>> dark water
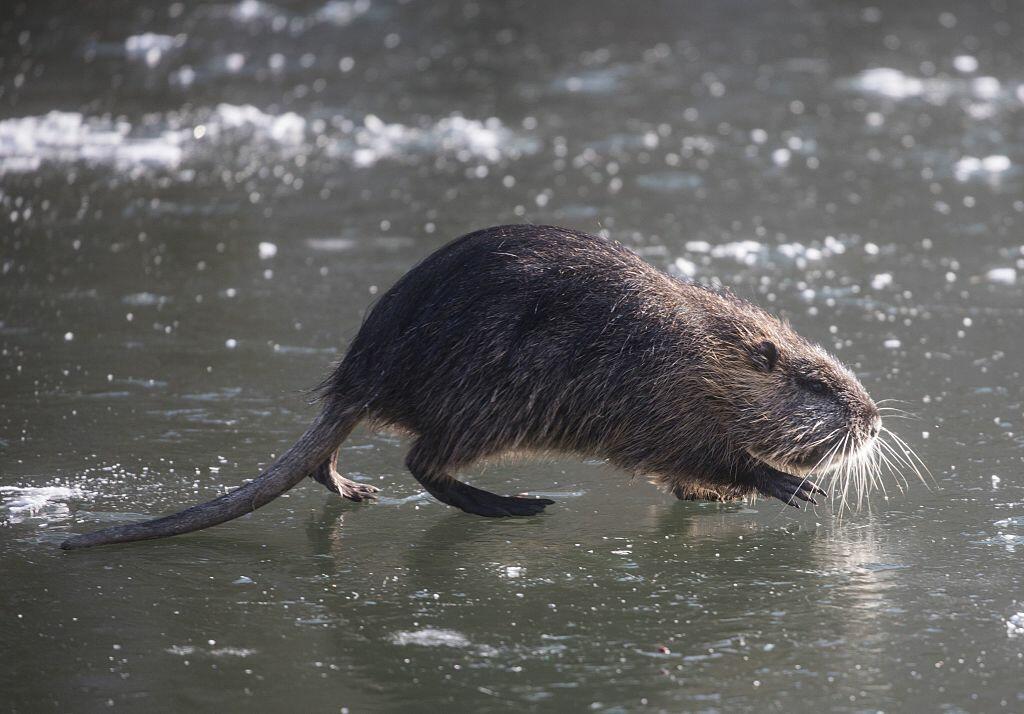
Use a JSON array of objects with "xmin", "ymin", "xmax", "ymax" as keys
[{"xmin": 3, "ymin": 1, "xmax": 1024, "ymax": 711}]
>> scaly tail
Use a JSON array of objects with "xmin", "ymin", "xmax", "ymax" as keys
[{"xmin": 60, "ymin": 402, "xmax": 361, "ymax": 549}]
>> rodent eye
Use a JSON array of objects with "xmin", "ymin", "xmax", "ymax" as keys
[{"xmin": 799, "ymin": 376, "xmax": 829, "ymax": 395}]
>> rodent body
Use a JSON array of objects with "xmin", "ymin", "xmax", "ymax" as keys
[{"xmin": 63, "ymin": 225, "xmax": 884, "ymax": 549}]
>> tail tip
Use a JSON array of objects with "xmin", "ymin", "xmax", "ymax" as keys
[{"xmin": 60, "ymin": 536, "xmax": 84, "ymax": 550}]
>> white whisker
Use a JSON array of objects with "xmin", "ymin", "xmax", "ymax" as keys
[
  {"xmin": 781, "ymin": 401, "xmax": 928, "ymax": 516},
  {"xmin": 882, "ymin": 427, "xmax": 931, "ymax": 487}
]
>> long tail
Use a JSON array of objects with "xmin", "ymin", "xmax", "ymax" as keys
[{"xmin": 60, "ymin": 403, "xmax": 360, "ymax": 550}]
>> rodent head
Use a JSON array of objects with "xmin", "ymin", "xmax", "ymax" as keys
[{"xmin": 702, "ymin": 307, "xmax": 881, "ymax": 476}]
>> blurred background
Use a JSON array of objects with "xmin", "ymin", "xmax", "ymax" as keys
[{"xmin": 2, "ymin": 1, "xmax": 1023, "ymax": 711}]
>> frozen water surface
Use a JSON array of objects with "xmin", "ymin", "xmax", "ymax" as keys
[{"xmin": 2, "ymin": 0, "xmax": 1024, "ymax": 711}]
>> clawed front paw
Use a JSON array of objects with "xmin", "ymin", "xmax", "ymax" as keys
[{"xmin": 756, "ymin": 471, "xmax": 827, "ymax": 508}]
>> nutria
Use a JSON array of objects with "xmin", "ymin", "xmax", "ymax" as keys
[{"xmin": 61, "ymin": 225, "xmax": 919, "ymax": 550}]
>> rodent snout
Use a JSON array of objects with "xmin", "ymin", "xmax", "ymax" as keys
[{"xmin": 868, "ymin": 416, "xmax": 881, "ymax": 438}]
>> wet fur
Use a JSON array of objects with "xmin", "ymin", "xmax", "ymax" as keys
[
  {"xmin": 62, "ymin": 225, "xmax": 878, "ymax": 548},
  {"xmin": 318, "ymin": 225, "xmax": 875, "ymax": 511}
]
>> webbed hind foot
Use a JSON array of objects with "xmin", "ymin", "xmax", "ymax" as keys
[
  {"xmin": 405, "ymin": 438, "xmax": 553, "ymax": 517},
  {"xmin": 425, "ymin": 480, "xmax": 554, "ymax": 517}
]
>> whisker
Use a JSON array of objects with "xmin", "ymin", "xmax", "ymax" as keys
[
  {"xmin": 835, "ymin": 433, "xmax": 852, "ymax": 515},
  {"xmin": 882, "ymin": 427, "xmax": 932, "ymax": 487},
  {"xmin": 862, "ymin": 440, "xmax": 884, "ymax": 498},
  {"xmin": 876, "ymin": 437, "xmax": 912, "ymax": 491},
  {"xmin": 877, "ymin": 407, "xmax": 920, "ymax": 420},
  {"xmin": 886, "ymin": 428, "xmax": 931, "ymax": 475},
  {"xmin": 873, "ymin": 440, "xmax": 907, "ymax": 493},
  {"xmin": 776, "ymin": 408, "xmax": 929, "ymax": 517}
]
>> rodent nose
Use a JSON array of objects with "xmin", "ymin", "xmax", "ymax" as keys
[{"xmin": 869, "ymin": 417, "xmax": 881, "ymax": 438}]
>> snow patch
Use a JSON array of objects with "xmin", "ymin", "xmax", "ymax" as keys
[
  {"xmin": 953, "ymin": 55, "xmax": 979, "ymax": 73},
  {"xmin": 0, "ymin": 107, "xmax": 536, "ymax": 176},
  {"xmin": 166, "ymin": 644, "xmax": 256, "ymax": 657},
  {"xmin": 207, "ymin": 104, "xmax": 306, "ymax": 145},
  {"xmin": 954, "ymin": 155, "xmax": 1012, "ymax": 181},
  {"xmin": 985, "ymin": 267, "xmax": 1017, "ymax": 285},
  {"xmin": 316, "ymin": 0, "xmax": 371, "ymax": 26},
  {"xmin": 0, "ymin": 112, "xmax": 186, "ymax": 173},
  {"xmin": 671, "ymin": 257, "xmax": 697, "ymax": 278},
  {"xmin": 124, "ymin": 33, "xmax": 186, "ymax": 66},
  {"xmin": 0, "ymin": 105, "xmax": 307, "ymax": 175},
  {"xmin": 871, "ymin": 273, "xmax": 893, "ymax": 290},
  {"xmin": 692, "ymin": 236, "xmax": 846, "ymax": 267},
  {"xmin": 842, "ymin": 67, "xmax": 1012, "ymax": 105},
  {"xmin": 341, "ymin": 114, "xmax": 534, "ymax": 167},
  {"xmin": 230, "ymin": 0, "xmax": 371, "ymax": 26},
  {"xmin": 1, "ymin": 486, "xmax": 84, "ymax": 524},
  {"xmin": 122, "ymin": 292, "xmax": 171, "ymax": 306},
  {"xmin": 389, "ymin": 628, "xmax": 471, "ymax": 648},
  {"xmin": 306, "ymin": 237, "xmax": 356, "ymax": 252},
  {"xmin": 230, "ymin": 0, "xmax": 276, "ymax": 22},
  {"xmin": 846, "ymin": 68, "xmax": 928, "ymax": 99},
  {"xmin": 1008, "ymin": 612, "xmax": 1024, "ymax": 638}
]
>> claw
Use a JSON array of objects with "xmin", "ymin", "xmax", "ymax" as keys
[
  {"xmin": 339, "ymin": 480, "xmax": 380, "ymax": 502},
  {"xmin": 755, "ymin": 470, "xmax": 824, "ymax": 509},
  {"xmin": 800, "ymin": 481, "xmax": 828, "ymax": 497}
]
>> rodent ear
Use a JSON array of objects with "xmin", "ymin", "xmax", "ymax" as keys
[{"xmin": 750, "ymin": 340, "xmax": 779, "ymax": 372}]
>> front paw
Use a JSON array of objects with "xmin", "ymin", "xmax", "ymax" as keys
[{"xmin": 755, "ymin": 471, "xmax": 826, "ymax": 508}]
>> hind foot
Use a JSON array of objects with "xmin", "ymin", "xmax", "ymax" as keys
[
  {"xmin": 311, "ymin": 454, "xmax": 380, "ymax": 502},
  {"xmin": 335, "ymin": 477, "xmax": 380, "ymax": 502},
  {"xmin": 754, "ymin": 468, "xmax": 826, "ymax": 508},
  {"xmin": 425, "ymin": 480, "xmax": 554, "ymax": 517}
]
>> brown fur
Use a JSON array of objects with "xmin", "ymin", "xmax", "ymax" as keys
[{"xmin": 62, "ymin": 225, "xmax": 880, "ymax": 549}]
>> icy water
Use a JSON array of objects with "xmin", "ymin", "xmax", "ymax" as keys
[{"xmin": 2, "ymin": 1, "xmax": 1024, "ymax": 711}]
